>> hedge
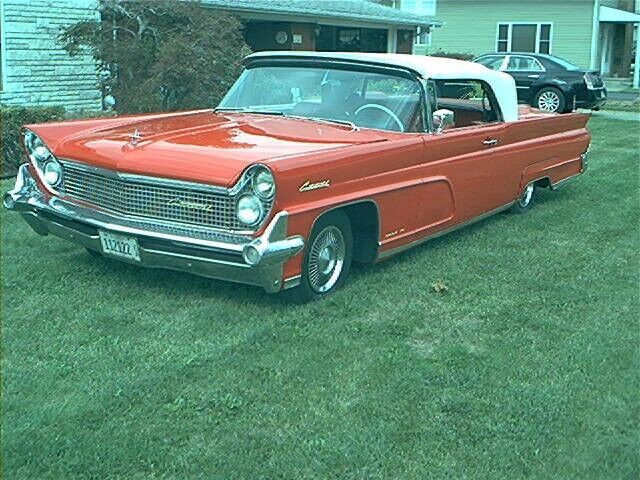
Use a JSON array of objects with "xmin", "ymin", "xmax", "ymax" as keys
[
  {"xmin": 1, "ymin": 106, "xmax": 66, "ymax": 178},
  {"xmin": 1, "ymin": 107, "xmax": 111, "ymax": 178},
  {"xmin": 429, "ymin": 51, "xmax": 476, "ymax": 61}
]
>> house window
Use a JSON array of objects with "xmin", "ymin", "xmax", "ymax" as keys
[
  {"xmin": 400, "ymin": 0, "xmax": 436, "ymax": 16},
  {"xmin": 496, "ymin": 23, "xmax": 552, "ymax": 54},
  {"xmin": 415, "ymin": 26, "xmax": 431, "ymax": 46}
]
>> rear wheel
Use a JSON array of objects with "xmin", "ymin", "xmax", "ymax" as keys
[
  {"xmin": 510, "ymin": 182, "xmax": 536, "ymax": 214},
  {"xmin": 534, "ymin": 87, "xmax": 566, "ymax": 113},
  {"xmin": 287, "ymin": 211, "xmax": 353, "ymax": 303}
]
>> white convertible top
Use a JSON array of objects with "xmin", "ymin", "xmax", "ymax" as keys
[{"xmin": 246, "ymin": 51, "xmax": 520, "ymax": 122}]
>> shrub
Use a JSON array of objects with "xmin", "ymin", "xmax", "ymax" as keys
[
  {"xmin": 429, "ymin": 51, "xmax": 476, "ymax": 61},
  {"xmin": 59, "ymin": 0, "xmax": 251, "ymax": 114},
  {"xmin": 0, "ymin": 106, "xmax": 66, "ymax": 178}
]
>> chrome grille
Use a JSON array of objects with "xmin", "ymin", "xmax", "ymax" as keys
[{"xmin": 58, "ymin": 160, "xmax": 270, "ymax": 232}]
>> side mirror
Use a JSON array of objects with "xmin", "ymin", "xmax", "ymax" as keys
[{"xmin": 433, "ymin": 109, "xmax": 454, "ymax": 134}]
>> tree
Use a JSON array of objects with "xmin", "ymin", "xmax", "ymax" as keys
[{"xmin": 59, "ymin": 0, "xmax": 251, "ymax": 113}]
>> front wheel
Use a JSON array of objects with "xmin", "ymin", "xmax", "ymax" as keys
[
  {"xmin": 287, "ymin": 211, "xmax": 353, "ymax": 303},
  {"xmin": 533, "ymin": 87, "xmax": 566, "ymax": 113}
]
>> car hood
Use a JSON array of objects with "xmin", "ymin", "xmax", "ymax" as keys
[{"xmin": 48, "ymin": 110, "xmax": 390, "ymax": 186}]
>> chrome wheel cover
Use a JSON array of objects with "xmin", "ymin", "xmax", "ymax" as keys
[
  {"xmin": 518, "ymin": 183, "xmax": 535, "ymax": 208},
  {"xmin": 538, "ymin": 91, "xmax": 561, "ymax": 112},
  {"xmin": 307, "ymin": 226, "xmax": 346, "ymax": 293}
]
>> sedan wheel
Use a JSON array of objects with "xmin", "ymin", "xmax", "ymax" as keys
[{"xmin": 534, "ymin": 87, "xmax": 566, "ymax": 113}]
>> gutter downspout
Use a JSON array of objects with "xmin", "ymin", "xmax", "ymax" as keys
[{"xmin": 634, "ymin": 22, "xmax": 640, "ymax": 88}]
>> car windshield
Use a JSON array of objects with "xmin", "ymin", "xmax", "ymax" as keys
[{"xmin": 218, "ymin": 65, "xmax": 424, "ymax": 133}]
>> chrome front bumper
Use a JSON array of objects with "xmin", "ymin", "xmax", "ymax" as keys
[{"xmin": 4, "ymin": 164, "xmax": 304, "ymax": 293}]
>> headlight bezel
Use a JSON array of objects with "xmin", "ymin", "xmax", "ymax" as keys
[
  {"xmin": 21, "ymin": 129, "xmax": 64, "ymax": 192},
  {"xmin": 234, "ymin": 164, "xmax": 276, "ymax": 230},
  {"xmin": 251, "ymin": 167, "xmax": 276, "ymax": 200}
]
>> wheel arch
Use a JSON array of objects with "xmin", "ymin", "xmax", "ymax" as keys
[{"xmin": 308, "ymin": 199, "xmax": 380, "ymax": 264}]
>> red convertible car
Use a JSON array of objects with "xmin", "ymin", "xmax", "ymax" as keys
[{"xmin": 4, "ymin": 52, "xmax": 590, "ymax": 301}]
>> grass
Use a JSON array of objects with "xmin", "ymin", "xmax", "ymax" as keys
[
  {"xmin": 602, "ymin": 100, "xmax": 640, "ymax": 113},
  {"xmin": 2, "ymin": 116, "xmax": 638, "ymax": 479}
]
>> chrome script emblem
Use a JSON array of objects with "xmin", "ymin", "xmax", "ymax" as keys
[
  {"xmin": 167, "ymin": 198, "xmax": 215, "ymax": 212},
  {"xmin": 129, "ymin": 129, "xmax": 143, "ymax": 146},
  {"xmin": 299, "ymin": 179, "xmax": 330, "ymax": 192}
]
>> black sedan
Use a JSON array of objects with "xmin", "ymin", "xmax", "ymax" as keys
[{"xmin": 473, "ymin": 52, "xmax": 607, "ymax": 113}]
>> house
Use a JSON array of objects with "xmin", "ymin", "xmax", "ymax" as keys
[
  {"xmin": 202, "ymin": 0, "xmax": 439, "ymax": 54},
  {"xmin": 0, "ymin": 0, "xmax": 439, "ymax": 111},
  {"xmin": 424, "ymin": 0, "xmax": 640, "ymax": 88}
]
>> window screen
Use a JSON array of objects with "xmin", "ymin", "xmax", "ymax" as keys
[
  {"xmin": 496, "ymin": 23, "xmax": 552, "ymax": 54},
  {"xmin": 511, "ymin": 25, "xmax": 537, "ymax": 52},
  {"xmin": 497, "ymin": 25, "xmax": 509, "ymax": 52}
]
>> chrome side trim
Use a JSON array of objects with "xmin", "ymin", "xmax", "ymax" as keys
[
  {"xmin": 550, "ymin": 173, "xmax": 580, "ymax": 190},
  {"xmin": 376, "ymin": 202, "xmax": 514, "ymax": 261},
  {"xmin": 283, "ymin": 274, "xmax": 302, "ymax": 290}
]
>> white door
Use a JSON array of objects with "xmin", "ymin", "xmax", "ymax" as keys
[{"xmin": 600, "ymin": 23, "xmax": 614, "ymax": 75}]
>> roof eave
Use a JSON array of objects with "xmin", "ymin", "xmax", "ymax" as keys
[{"xmin": 200, "ymin": 3, "xmax": 441, "ymax": 28}]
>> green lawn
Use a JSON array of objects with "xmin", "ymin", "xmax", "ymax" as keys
[{"xmin": 2, "ymin": 116, "xmax": 638, "ymax": 479}]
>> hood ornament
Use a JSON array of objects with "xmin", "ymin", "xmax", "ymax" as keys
[{"xmin": 129, "ymin": 129, "xmax": 143, "ymax": 146}]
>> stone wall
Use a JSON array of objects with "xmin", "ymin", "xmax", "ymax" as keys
[{"xmin": 0, "ymin": 0, "xmax": 101, "ymax": 110}]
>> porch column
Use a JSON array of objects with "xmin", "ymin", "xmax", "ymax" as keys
[
  {"xmin": 634, "ymin": 23, "xmax": 640, "ymax": 88},
  {"xmin": 387, "ymin": 26, "xmax": 398, "ymax": 53}
]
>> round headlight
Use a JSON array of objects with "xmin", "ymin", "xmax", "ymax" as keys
[
  {"xmin": 237, "ymin": 194, "xmax": 264, "ymax": 226},
  {"xmin": 252, "ymin": 168, "xmax": 275, "ymax": 200},
  {"xmin": 43, "ymin": 159, "xmax": 63, "ymax": 187},
  {"xmin": 33, "ymin": 145, "xmax": 52, "ymax": 162}
]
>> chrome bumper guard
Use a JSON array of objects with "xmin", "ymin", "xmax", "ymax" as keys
[{"xmin": 4, "ymin": 164, "xmax": 304, "ymax": 293}]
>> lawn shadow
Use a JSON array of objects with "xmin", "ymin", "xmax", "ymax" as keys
[{"xmin": 75, "ymin": 251, "xmax": 280, "ymax": 307}]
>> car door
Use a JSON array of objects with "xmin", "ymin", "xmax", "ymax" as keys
[
  {"xmin": 420, "ymin": 79, "xmax": 522, "ymax": 223},
  {"xmin": 504, "ymin": 55, "xmax": 545, "ymax": 103}
]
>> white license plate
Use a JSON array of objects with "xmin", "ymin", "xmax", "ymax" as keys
[{"xmin": 98, "ymin": 231, "xmax": 140, "ymax": 262}]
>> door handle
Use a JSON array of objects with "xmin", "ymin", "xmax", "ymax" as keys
[
  {"xmin": 527, "ymin": 74, "xmax": 540, "ymax": 79},
  {"xmin": 482, "ymin": 138, "xmax": 499, "ymax": 146}
]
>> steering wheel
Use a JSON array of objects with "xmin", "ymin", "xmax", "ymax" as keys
[{"xmin": 354, "ymin": 104, "xmax": 405, "ymax": 132}]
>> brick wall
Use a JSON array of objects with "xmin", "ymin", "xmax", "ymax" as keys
[{"xmin": 0, "ymin": 0, "xmax": 101, "ymax": 110}]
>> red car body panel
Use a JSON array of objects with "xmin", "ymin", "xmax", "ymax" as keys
[
  {"xmin": 30, "ymin": 110, "xmax": 391, "ymax": 187},
  {"xmin": 23, "ymin": 104, "xmax": 590, "ymax": 289}
]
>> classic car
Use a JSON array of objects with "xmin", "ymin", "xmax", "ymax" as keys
[
  {"xmin": 3, "ymin": 52, "xmax": 590, "ymax": 302},
  {"xmin": 473, "ymin": 52, "xmax": 607, "ymax": 113}
]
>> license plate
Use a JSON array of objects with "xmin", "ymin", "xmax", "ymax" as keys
[{"xmin": 98, "ymin": 231, "xmax": 140, "ymax": 262}]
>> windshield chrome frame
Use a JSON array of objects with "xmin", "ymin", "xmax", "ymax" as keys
[{"xmin": 217, "ymin": 58, "xmax": 430, "ymax": 135}]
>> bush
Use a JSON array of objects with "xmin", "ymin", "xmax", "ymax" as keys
[
  {"xmin": 429, "ymin": 51, "xmax": 476, "ymax": 61},
  {"xmin": 59, "ymin": 0, "xmax": 251, "ymax": 114},
  {"xmin": 1, "ymin": 106, "xmax": 66, "ymax": 178}
]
